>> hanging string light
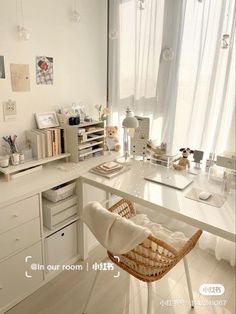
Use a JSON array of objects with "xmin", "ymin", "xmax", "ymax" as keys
[
  {"xmin": 72, "ymin": 0, "xmax": 81, "ymax": 23},
  {"xmin": 137, "ymin": 0, "xmax": 145, "ymax": 10},
  {"xmin": 221, "ymin": 34, "xmax": 230, "ymax": 49},
  {"xmin": 17, "ymin": 0, "xmax": 30, "ymax": 40}
]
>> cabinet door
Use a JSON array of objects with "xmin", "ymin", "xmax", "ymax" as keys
[{"xmin": 0, "ymin": 242, "xmax": 43, "ymax": 311}]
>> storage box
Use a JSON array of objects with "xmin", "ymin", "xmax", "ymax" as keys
[
  {"xmin": 42, "ymin": 195, "xmax": 78, "ymax": 230},
  {"xmin": 45, "ymin": 222, "xmax": 78, "ymax": 271},
  {"xmin": 42, "ymin": 181, "xmax": 76, "ymax": 202}
]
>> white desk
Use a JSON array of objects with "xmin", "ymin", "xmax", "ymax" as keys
[{"xmin": 80, "ymin": 160, "xmax": 236, "ymax": 259}]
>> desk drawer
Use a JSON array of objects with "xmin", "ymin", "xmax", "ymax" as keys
[
  {"xmin": 0, "ymin": 242, "xmax": 43, "ymax": 311},
  {"xmin": 43, "ymin": 195, "xmax": 78, "ymax": 230},
  {"xmin": 0, "ymin": 218, "xmax": 41, "ymax": 260},
  {"xmin": 0, "ymin": 195, "xmax": 40, "ymax": 234}
]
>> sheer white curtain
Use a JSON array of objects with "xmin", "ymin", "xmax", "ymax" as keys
[
  {"xmin": 108, "ymin": 0, "xmax": 186, "ymax": 143},
  {"xmin": 173, "ymin": 0, "xmax": 235, "ymax": 155}
]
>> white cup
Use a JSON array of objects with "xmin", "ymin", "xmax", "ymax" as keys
[
  {"xmin": 0, "ymin": 155, "xmax": 9, "ymax": 168},
  {"xmin": 11, "ymin": 153, "xmax": 20, "ymax": 166}
]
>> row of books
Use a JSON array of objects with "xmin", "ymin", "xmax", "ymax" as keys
[{"xmin": 26, "ymin": 128, "xmax": 66, "ymax": 160}]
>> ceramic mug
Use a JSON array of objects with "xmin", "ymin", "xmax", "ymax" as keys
[{"xmin": 0, "ymin": 155, "xmax": 9, "ymax": 168}]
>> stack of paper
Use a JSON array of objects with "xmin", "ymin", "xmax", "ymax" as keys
[{"xmin": 90, "ymin": 161, "xmax": 130, "ymax": 178}]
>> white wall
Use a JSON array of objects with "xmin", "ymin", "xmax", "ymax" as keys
[{"xmin": 0, "ymin": 0, "xmax": 107, "ymax": 152}]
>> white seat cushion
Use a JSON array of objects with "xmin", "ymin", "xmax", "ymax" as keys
[{"xmin": 130, "ymin": 214, "xmax": 188, "ymax": 250}]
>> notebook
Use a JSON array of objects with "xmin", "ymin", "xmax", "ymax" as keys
[{"xmin": 145, "ymin": 172, "xmax": 193, "ymax": 190}]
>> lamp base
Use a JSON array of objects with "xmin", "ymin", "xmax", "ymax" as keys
[{"xmin": 116, "ymin": 156, "xmax": 133, "ymax": 165}]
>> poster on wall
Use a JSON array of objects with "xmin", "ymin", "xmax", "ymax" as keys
[
  {"xmin": 0, "ymin": 56, "xmax": 6, "ymax": 79},
  {"xmin": 10, "ymin": 64, "xmax": 30, "ymax": 92},
  {"xmin": 36, "ymin": 56, "xmax": 53, "ymax": 85}
]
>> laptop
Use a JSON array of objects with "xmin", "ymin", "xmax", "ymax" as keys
[{"xmin": 145, "ymin": 172, "xmax": 193, "ymax": 190}]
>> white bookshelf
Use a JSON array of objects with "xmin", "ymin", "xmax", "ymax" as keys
[{"xmin": 0, "ymin": 153, "xmax": 70, "ymax": 181}]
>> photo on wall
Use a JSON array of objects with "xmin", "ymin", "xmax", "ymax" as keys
[
  {"xmin": 10, "ymin": 64, "xmax": 30, "ymax": 92},
  {"xmin": 0, "ymin": 55, "xmax": 6, "ymax": 79},
  {"xmin": 36, "ymin": 56, "xmax": 53, "ymax": 85}
]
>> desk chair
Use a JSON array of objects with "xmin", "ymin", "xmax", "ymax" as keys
[{"xmin": 83, "ymin": 199, "xmax": 202, "ymax": 314}]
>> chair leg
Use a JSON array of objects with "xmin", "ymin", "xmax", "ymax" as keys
[
  {"xmin": 82, "ymin": 256, "xmax": 107, "ymax": 314},
  {"xmin": 147, "ymin": 282, "xmax": 153, "ymax": 314},
  {"xmin": 183, "ymin": 256, "xmax": 194, "ymax": 309}
]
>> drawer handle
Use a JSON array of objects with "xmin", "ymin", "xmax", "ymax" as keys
[
  {"xmin": 13, "ymin": 213, "xmax": 19, "ymax": 218},
  {"xmin": 15, "ymin": 237, "xmax": 21, "ymax": 241},
  {"xmin": 61, "ymin": 233, "xmax": 65, "ymax": 237}
]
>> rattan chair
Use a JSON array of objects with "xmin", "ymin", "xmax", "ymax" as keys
[{"xmin": 83, "ymin": 199, "xmax": 202, "ymax": 314}]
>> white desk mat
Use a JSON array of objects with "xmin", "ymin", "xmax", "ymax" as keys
[{"xmin": 185, "ymin": 188, "xmax": 226, "ymax": 208}]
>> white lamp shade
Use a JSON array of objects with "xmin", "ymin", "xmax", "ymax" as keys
[
  {"xmin": 122, "ymin": 108, "xmax": 139, "ymax": 128},
  {"xmin": 122, "ymin": 116, "xmax": 139, "ymax": 128}
]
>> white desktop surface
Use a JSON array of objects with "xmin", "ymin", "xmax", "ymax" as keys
[{"xmin": 81, "ymin": 160, "xmax": 236, "ymax": 243}]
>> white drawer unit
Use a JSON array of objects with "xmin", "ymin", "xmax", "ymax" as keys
[
  {"xmin": 45, "ymin": 222, "xmax": 78, "ymax": 271},
  {"xmin": 0, "ymin": 218, "xmax": 41, "ymax": 260},
  {"xmin": 42, "ymin": 195, "xmax": 78, "ymax": 230},
  {"xmin": 0, "ymin": 195, "xmax": 40, "ymax": 234},
  {"xmin": 0, "ymin": 242, "xmax": 43, "ymax": 312}
]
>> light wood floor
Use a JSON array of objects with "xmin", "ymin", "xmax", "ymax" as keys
[{"xmin": 6, "ymin": 245, "xmax": 236, "ymax": 314}]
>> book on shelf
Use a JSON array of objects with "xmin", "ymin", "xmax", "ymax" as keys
[
  {"xmin": 89, "ymin": 161, "xmax": 131, "ymax": 179},
  {"xmin": 26, "ymin": 130, "xmax": 42, "ymax": 159},
  {"xmin": 26, "ymin": 127, "xmax": 67, "ymax": 159}
]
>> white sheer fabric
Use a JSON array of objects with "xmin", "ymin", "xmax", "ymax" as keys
[
  {"xmin": 108, "ymin": 0, "xmax": 236, "ymax": 265},
  {"xmin": 173, "ymin": 0, "xmax": 235, "ymax": 155}
]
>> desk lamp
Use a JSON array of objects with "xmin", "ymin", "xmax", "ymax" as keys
[{"xmin": 117, "ymin": 107, "xmax": 139, "ymax": 163}]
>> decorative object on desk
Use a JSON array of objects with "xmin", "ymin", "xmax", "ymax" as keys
[
  {"xmin": 117, "ymin": 107, "xmax": 139, "ymax": 163},
  {"xmin": 173, "ymin": 148, "xmax": 194, "ymax": 171},
  {"xmin": 147, "ymin": 140, "xmax": 167, "ymax": 155},
  {"xmin": 95, "ymin": 104, "xmax": 110, "ymax": 121},
  {"xmin": 193, "ymin": 150, "xmax": 204, "ymax": 168},
  {"xmin": 147, "ymin": 140, "xmax": 176, "ymax": 167},
  {"xmin": 35, "ymin": 111, "xmax": 59, "ymax": 129},
  {"xmin": 69, "ymin": 116, "xmax": 80, "ymax": 125},
  {"xmin": 84, "ymin": 116, "xmax": 93, "ymax": 122},
  {"xmin": 131, "ymin": 116, "xmax": 149, "ymax": 159},
  {"xmin": 104, "ymin": 126, "xmax": 121, "ymax": 152},
  {"xmin": 10, "ymin": 64, "xmax": 30, "ymax": 92},
  {"xmin": 185, "ymin": 188, "xmax": 226, "ymax": 208},
  {"xmin": 3, "ymin": 99, "xmax": 17, "ymax": 121},
  {"xmin": 205, "ymin": 152, "xmax": 216, "ymax": 172},
  {"xmin": 90, "ymin": 161, "xmax": 130, "ymax": 179}
]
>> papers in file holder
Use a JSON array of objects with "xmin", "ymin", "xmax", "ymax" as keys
[{"xmin": 90, "ymin": 161, "xmax": 131, "ymax": 179}]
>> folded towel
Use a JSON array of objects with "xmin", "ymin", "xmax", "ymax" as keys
[
  {"xmin": 130, "ymin": 214, "xmax": 188, "ymax": 250},
  {"xmin": 83, "ymin": 202, "xmax": 151, "ymax": 255}
]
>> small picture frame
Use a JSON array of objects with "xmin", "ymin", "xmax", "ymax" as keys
[{"xmin": 35, "ymin": 111, "xmax": 59, "ymax": 129}]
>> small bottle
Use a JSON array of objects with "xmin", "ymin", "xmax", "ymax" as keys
[{"xmin": 222, "ymin": 171, "xmax": 231, "ymax": 193}]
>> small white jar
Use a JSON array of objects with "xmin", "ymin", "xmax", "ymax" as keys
[{"xmin": 0, "ymin": 155, "xmax": 10, "ymax": 168}]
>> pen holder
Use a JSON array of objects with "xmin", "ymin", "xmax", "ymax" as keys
[{"xmin": 11, "ymin": 153, "xmax": 20, "ymax": 166}]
